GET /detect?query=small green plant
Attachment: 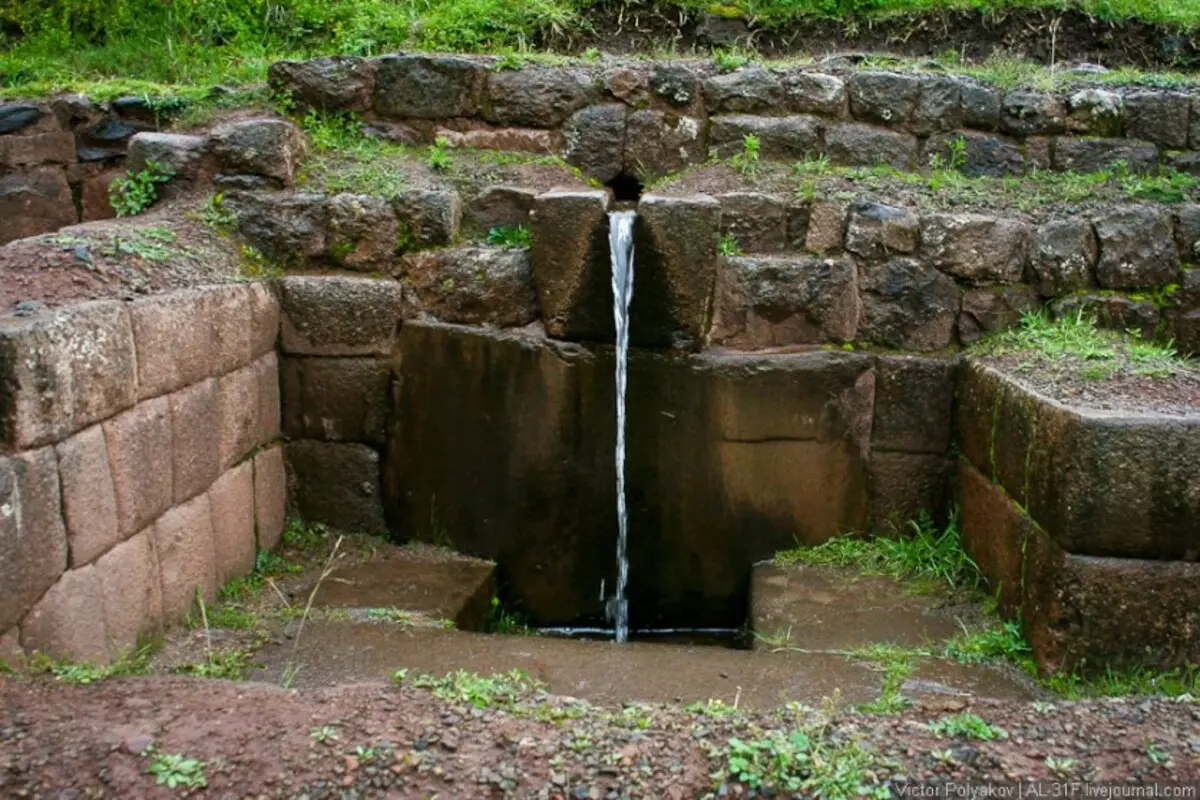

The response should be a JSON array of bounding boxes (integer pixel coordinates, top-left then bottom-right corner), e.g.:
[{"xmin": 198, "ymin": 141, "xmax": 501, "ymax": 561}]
[
  {"xmin": 173, "ymin": 647, "xmax": 256, "ymax": 680},
  {"xmin": 927, "ymin": 712, "xmax": 1007, "ymax": 741},
  {"xmin": 684, "ymin": 698, "xmax": 739, "ymax": 717},
  {"xmin": 487, "ymin": 225, "xmax": 533, "ymax": 249},
  {"xmin": 195, "ymin": 192, "xmax": 237, "ymax": 232},
  {"xmin": 354, "ymin": 744, "xmax": 378, "ymax": 762},
  {"xmin": 1145, "ymin": 741, "xmax": 1173, "ymax": 767},
  {"xmin": 941, "ymin": 617, "xmax": 1033, "ymax": 669},
  {"xmin": 427, "ymin": 136, "xmax": 453, "ymax": 171},
  {"xmin": 27, "ymin": 646, "xmax": 153, "ymax": 684},
  {"xmin": 492, "ymin": 52, "xmax": 529, "ymax": 71},
  {"xmin": 730, "ymin": 134, "xmax": 761, "ymax": 177},
  {"xmin": 718, "ymin": 234, "xmax": 742, "ymax": 257},
  {"xmin": 854, "ymin": 645, "xmax": 916, "ymax": 715},
  {"xmin": 281, "ymin": 518, "xmax": 329, "ymax": 552},
  {"xmin": 365, "ymin": 607, "xmax": 418, "ymax": 625},
  {"xmin": 409, "ymin": 668, "xmax": 542, "ymax": 710},
  {"xmin": 1045, "ymin": 756, "xmax": 1077, "ymax": 778},
  {"xmin": 713, "ymin": 48, "xmax": 751, "ymax": 72},
  {"xmin": 109, "ymin": 160, "xmax": 175, "ymax": 217},
  {"xmin": 487, "ymin": 595, "xmax": 535, "ymax": 635},
  {"xmin": 310, "ymin": 725, "xmax": 339, "ymax": 743},
  {"xmin": 144, "ymin": 747, "xmax": 207, "ymax": 789},
  {"xmin": 238, "ymin": 245, "xmax": 284, "ymax": 280},
  {"xmin": 722, "ymin": 729, "xmax": 888, "ymax": 796}
]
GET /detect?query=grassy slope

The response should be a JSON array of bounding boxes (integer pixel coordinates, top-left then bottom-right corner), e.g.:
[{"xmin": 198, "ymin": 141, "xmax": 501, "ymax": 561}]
[{"xmin": 3, "ymin": 0, "xmax": 1200, "ymax": 98}]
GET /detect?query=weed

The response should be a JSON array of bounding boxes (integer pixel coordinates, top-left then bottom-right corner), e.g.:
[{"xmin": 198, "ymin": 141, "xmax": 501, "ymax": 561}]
[
  {"xmin": 365, "ymin": 607, "xmax": 418, "ymax": 625},
  {"xmin": 1145, "ymin": 741, "xmax": 1173, "ymax": 767},
  {"xmin": 684, "ymin": 698, "xmax": 740, "ymax": 717},
  {"xmin": 193, "ymin": 192, "xmax": 237, "ymax": 232},
  {"xmin": 27, "ymin": 645, "xmax": 153, "ymax": 684},
  {"xmin": 354, "ymin": 744, "xmax": 378, "ymax": 762},
  {"xmin": 492, "ymin": 52, "xmax": 530, "ymax": 71},
  {"xmin": 853, "ymin": 645, "xmax": 917, "ymax": 715},
  {"xmin": 927, "ymin": 713, "xmax": 1007, "ymax": 741},
  {"xmin": 566, "ymin": 734, "xmax": 593, "ymax": 752},
  {"xmin": 721, "ymin": 729, "xmax": 889, "ymax": 797},
  {"xmin": 718, "ymin": 234, "xmax": 742, "ymax": 257},
  {"xmin": 1044, "ymin": 663, "xmax": 1200, "ymax": 699},
  {"xmin": 730, "ymin": 134, "xmax": 761, "ymax": 177},
  {"xmin": 487, "ymin": 595, "xmax": 535, "ymax": 635},
  {"xmin": 1032, "ymin": 701, "xmax": 1057, "ymax": 715},
  {"xmin": 281, "ymin": 518, "xmax": 330, "ymax": 552},
  {"xmin": 487, "ymin": 225, "xmax": 533, "ymax": 249},
  {"xmin": 775, "ymin": 510, "xmax": 980, "ymax": 592},
  {"xmin": 173, "ymin": 647, "xmax": 256, "ymax": 680},
  {"xmin": 238, "ymin": 245, "xmax": 284, "ymax": 280},
  {"xmin": 109, "ymin": 161, "xmax": 175, "ymax": 217},
  {"xmin": 310, "ymin": 725, "xmax": 339, "ymax": 743},
  {"xmin": 713, "ymin": 49, "xmax": 752, "ymax": 72},
  {"xmin": 409, "ymin": 668, "xmax": 542, "ymax": 710},
  {"xmin": 1045, "ymin": 756, "xmax": 1077, "ymax": 778},
  {"xmin": 143, "ymin": 747, "xmax": 207, "ymax": 789},
  {"xmin": 427, "ymin": 136, "xmax": 453, "ymax": 171},
  {"xmin": 941, "ymin": 617, "xmax": 1033, "ymax": 669}
]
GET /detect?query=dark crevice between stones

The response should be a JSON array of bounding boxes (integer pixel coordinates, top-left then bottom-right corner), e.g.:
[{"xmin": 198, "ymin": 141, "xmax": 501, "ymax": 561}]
[{"xmin": 606, "ymin": 173, "xmax": 643, "ymax": 204}]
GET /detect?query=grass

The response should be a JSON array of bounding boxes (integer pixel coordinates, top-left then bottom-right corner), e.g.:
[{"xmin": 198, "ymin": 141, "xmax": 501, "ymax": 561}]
[
  {"xmin": 295, "ymin": 111, "xmax": 409, "ymax": 198},
  {"xmin": 927, "ymin": 712, "xmax": 1008, "ymax": 740},
  {"xmin": 975, "ymin": 309, "xmax": 1189, "ymax": 379},
  {"xmin": 775, "ymin": 510, "xmax": 981, "ymax": 592},
  {"xmin": 720, "ymin": 727, "xmax": 890, "ymax": 797},
  {"xmin": 487, "ymin": 225, "xmax": 533, "ymax": 249},
  {"xmin": 404, "ymin": 668, "xmax": 543, "ymax": 710},
  {"xmin": 25, "ymin": 644, "xmax": 154, "ymax": 684}
]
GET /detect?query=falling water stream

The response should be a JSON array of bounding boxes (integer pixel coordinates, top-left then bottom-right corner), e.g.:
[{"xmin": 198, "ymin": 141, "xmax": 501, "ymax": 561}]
[{"xmin": 608, "ymin": 210, "xmax": 636, "ymax": 643}]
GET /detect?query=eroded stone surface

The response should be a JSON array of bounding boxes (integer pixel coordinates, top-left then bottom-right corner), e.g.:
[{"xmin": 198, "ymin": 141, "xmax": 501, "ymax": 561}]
[
  {"xmin": 282, "ymin": 357, "xmax": 391, "ymax": 446},
  {"xmin": 0, "ymin": 448, "xmax": 67, "ymax": 632},
  {"xmin": 529, "ymin": 189, "xmax": 613, "ymax": 341},
  {"xmin": 279, "ymin": 276, "xmax": 407, "ymax": 356},
  {"xmin": 286, "ymin": 440, "xmax": 386, "ymax": 534},
  {"xmin": 402, "ymin": 247, "xmax": 538, "ymax": 328}
]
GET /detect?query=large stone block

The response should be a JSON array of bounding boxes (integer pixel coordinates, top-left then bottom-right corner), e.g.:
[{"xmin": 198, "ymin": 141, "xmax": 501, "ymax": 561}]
[
  {"xmin": 1091, "ymin": 205, "xmax": 1179, "ymax": 289},
  {"xmin": 872, "ymin": 354, "xmax": 956, "ymax": 454},
  {"xmin": 1052, "ymin": 293, "xmax": 1159, "ymax": 340},
  {"xmin": 253, "ymin": 351, "xmax": 281, "ymax": 449},
  {"xmin": 285, "ymin": 440, "xmax": 386, "ymax": 534},
  {"xmin": 0, "ymin": 103, "xmax": 45, "ymax": 134},
  {"xmin": 920, "ymin": 212, "xmax": 1030, "ymax": 284},
  {"xmin": 1065, "ymin": 88, "xmax": 1125, "ymax": 137},
  {"xmin": 394, "ymin": 188, "xmax": 461, "ymax": 248},
  {"xmin": 0, "ymin": 448, "xmax": 67, "ymax": 632},
  {"xmin": 1051, "ymin": 137, "xmax": 1157, "ymax": 175},
  {"xmin": 217, "ymin": 363, "xmax": 259, "ymax": 470},
  {"xmin": 211, "ymin": 119, "xmax": 306, "ymax": 185},
  {"xmin": 253, "ymin": 445, "xmax": 287, "ymax": 550},
  {"xmin": 716, "ymin": 192, "xmax": 788, "ymax": 252},
  {"xmin": 464, "ymin": 185, "xmax": 538, "ymax": 234},
  {"xmin": 782, "ymin": 70, "xmax": 846, "ymax": 116},
  {"xmin": 631, "ymin": 194, "xmax": 722, "ymax": 350},
  {"xmin": 563, "ymin": 104, "xmax": 626, "ymax": 183},
  {"xmin": 710, "ymin": 255, "xmax": 859, "ymax": 347},
  {"xmin": 93, "ymin": 527, "xmax": 162, "ymax": 656},
  {"xmin": 169, "ymin": 378, "xmax": 221, "ymax": 504},
  {"xmin": 374, "ymin": 54, "xmax": 487, "ymax": 119},
  {"xmin": 208, "ymin": 462, "xmax": 256, "ymax": 586},
  {"xmin": 103, "ymin": 397, "xmax": 173, "ymax": 538},
  {"xmin": 848, "ymin": 71, "xmax": 919, "ymax": 126},
  {"xmin": 226, "ymin": 191, "xmax": 327, "ymax": 265},
  {"xmin": 248, "ymin": 282, "xmax": 280, "ymax": 359},
  {"xmin": 0, "ymin": 168, "xmax": 77, "ymax": 245},
  {"xmin": 870, "ymin": 452, "xmax": 951, "ymax": 534},
  {"xmin": 0, "ymin": 131, "xmax": 75, "ymax": 167},
  {"xmin": 844, "ymin": 201, "xmax": 919, "ymax": 261},
  {"xmin": 824, "ymin": 123, "xmax": 917, "ymax": 170},
  {"xmin": 957, "ymin": 457, "xmax": 1031, "ymax": 617},
  {"xmin": 282, "ymin": 356, "xmax": 391, "ymax": 446},
  {"xmin": 154, "ymin": 493, "xmax": 217, "ymax": 620},
  {"xmin": 1028, "ymin": 218, "xmax": 1098, "ymax": 296},
  {"xmin": 924, "ymin": 130, "xmax": 1024, "ymax": 178},
  {"xmin": 858, "ymin": 258, "xmax": 959, "ymax": 351},
  {"xmin": 957, "ymin": 284, "xmax": 1039, "ymax": 344},
  {"xmin": 708, "ymin": 115, "xmax": 821, "ymax": 161},
  {"xmin": 0, "ymin": 628, "xmax": 22, "ymax": 666},
  {"xmin": 703, "ymin": 67, "xmax": 784, "ymax": 113},
  {"xmin": 126, "ymin": 133, "xmax": 212, "ymax": 193},
  {"xmin": 624, "ymin": 110, "xmax": 706, "ymax": 179},
  {"xmin": 911, "ymin": 75, "xmax": 963, "ymax": 136},
  {"xmin": 268, "ymin": 56, "xmax": 377, "ymax": 113},
  {"xmin": 1124, "ymin": 90, "xmax": 1190, "ymax": 149},
  {"xmin": 327, "ymin": 193, "xmax": 399, "ymax": 270},
  {"xmin": 0, "ymin": 301, "xmax": 137, "ymax": 450},
  {"xmin": 999, "ymin": 92, "xmax": 1066, "ymax": 136},
  {"xmin": 804, "ymin": 199, "xmax": 848, "ymax": 254},
  {"xmin": 278, "ymin": 276, "xmax": 407, "ymax": 356},
  {"xmin": 19, "ymin": 566, "xmax": 108, "ymax": 663},
  {"xmin": 56, "ymin": 425, "xmax": 121, "ymax": 567},
  {"xmin": 529, "ymin": 189, "xmax": 613, "ymax": 341},
  {"xmin": 485, "ymin": 68, "xmax": 595, "ymax": 128},
  {"xmin": 401, "ymin": 247, "xmax": 539, "ymax": 328}
]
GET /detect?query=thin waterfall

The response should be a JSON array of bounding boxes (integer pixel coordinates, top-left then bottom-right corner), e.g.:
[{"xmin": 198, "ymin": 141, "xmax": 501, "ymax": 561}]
[{"xmin": 608, "ymin": 210, "xmax": 636, "ymax": 643}]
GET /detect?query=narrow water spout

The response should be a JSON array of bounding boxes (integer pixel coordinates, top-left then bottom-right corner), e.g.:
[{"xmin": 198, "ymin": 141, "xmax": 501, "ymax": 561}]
[{"xmin": 608, "ymin": 210, "xmax": 636, "ymax": 643}]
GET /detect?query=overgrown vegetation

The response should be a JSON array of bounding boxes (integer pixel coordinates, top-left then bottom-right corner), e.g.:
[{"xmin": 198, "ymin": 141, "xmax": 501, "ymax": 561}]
[
  {"xmin": 296, "ymin": 111, "xmax": 409, "ymax": 197},
  {"xmin": 402, "ymin": 668, "xmax": 543, "ymax": 711},
  {"xmin": 487, "ymin": 225, "xmax": 533, "ymax": 249},
  {"xmin": 108, "ymin": 160, "xmax": 174, "ymax": 217},
  {"xmin": 718, "ymin": 727, "xmax": 889, "ymax": 797}
]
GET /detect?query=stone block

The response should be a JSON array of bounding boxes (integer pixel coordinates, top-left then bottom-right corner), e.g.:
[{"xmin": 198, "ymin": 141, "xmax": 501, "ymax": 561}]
[
  {"xmin": 394, "ymin": 188, "xmax": 461, "ymax": 248},
  {"xmin": 1000, "ymin": 92, "xmax": 1066, "ymax": 136},
  {"xmin": 872, "ymin": 354, "xmax": 956, "ymax": 454},
  {"xmin": 75, "ymin": 117, "xmax": 142, "ymax": 162},
  {"xmin": 1125, "ymin": 91, "xmax": 1189, "ymax": 149},
  {"xmin": 19, "ymin": 566, "xmax": 108, "ymax": 663},
  {"xmin": 168, "ymin": 378, "xmax": 221, "ymax": 504},
  {"xmin": 0, "ymin": 301, "xmax": 137, "ymax": 450},
  {"xmin": 958, "ymin": 457, "xmax": 1030, "ymax": 617},
  {"xmin": 0, "ymin": 168, "xmax": 77, "ymax": 245},
  {"xmin": 485, "ymin": 68, "xmax": 595, "ymax": 128},
  {"xmin": 716, "ymin": 193, "xmax": 788, "ymax": 252},
  {"xmin": 278, "ymin": 276, "xmax": 407, "ymax": 356},
  {"xmin": 958, "ymin": 285, "xmax": 1039, "ymax": 344},
  {"xmin": 920, "ymin": 212, "xmax": 1030, "ymax": 284},
  {"xmin": 530, "ymin": 189, "xmax": 613, "ymax": 341},
  {"xmin": 702, "ymin": 67, "xmax": 784, "ymax": 113},
  {"xmin": 374, "ymin": 54, "xmax": 487, "ymax": 119},
  {"xmin": 282, "ymin": 356, "xmax": 391, "ymax": 446},
  {"xmin": 465, "ymin": 185, "xmax": 538, "ymax": 234},
  {"xmin": 870, "ymin": 452, "xmax": 951, "ymax": 534},
  {"xmin": 126, "ymin": 133, "xmax": 212, "ymax": 192},
  {"xmin": 844, "ymin": 201, "xmax": 919, "ymax": 261},
  {"xmin": 154, "ymin": 493, "xmax": 217, "ymax": 620},
  {"xmin": 602, "ymin": 67, "xmax": 649, "ymax": 106},
  {"xmin": 401, "ymin": 247, "xmax": 539, "ymax": 328},
  {"xmin": 211, "ymin": 119, "xmax": 306, "ymax": 185},
  {"xmin": 226, "ymin": 191, "xmax": 327, "ymax": 265},
  {"xmin": 0, "ymin": 103, "xmax": 45, "ymax": 134},
  {"xmin": 624, "ymin": 110, "xmax": 706, "ymax": 179},
  {"xmin": 0, "ymin": 131, "xmax": 75, "ymax": 167},
  {"xmin": 804, "ymin": 199, "xmax": 848, "ymax": 254},
  {"xmin": 254, "ymin": 352, "xmax": 281, "ymax": 449},
  {"xmin": 103, "ymin": 397, "xmax": 173, "ymax": 538},
  {"xmin": 286, "ymin": 440, "xmax": 387, "ymax": 534},
  {"xmin": 782, "ymin": 70, "xmax": 846, "ymax": 116},
  {"xmin": 1065, "ymin": 89, "xmax": 1125, "ymax": 136},
  {"xmin": 911, "ymin": 75, "xmax": 963, "ymax": 136},
  {"xmin": 708, "ymin": 115, "xmax": 821, "ymax": 161},
  {"xmin": 848, "ymin": 71, "xmax": 919, "ymax": 126},
  {"xmin": 93, "ymin": 528, "xmax": 162, "ymax": 656},
  {"xmin": 75, "ymin": 163, "xmax": 121, "ymax": 221},
  {"xmin": 924, "ymin": 130, "xmax": 1024, "ymax": 178},
  {"xmin": 1051, "ymin": 137, "xmax": 1157, "ymax": 174},
  {"xmin": 824, "ymin": 123, "xmax": 917, "ymax": 170},
  {"xmin": 563, "ymin": 104, "xmax": 626, "ymax": 183},
  {"xmin": 650, "ymin": 64, "xmax": 701, "ymax": 108},
  {"xmin": 1092, "ymin": 205, "xmax": 1179, "ymax": 289},
  {"xmin": 0, "ymin": 448, "xmax": 67, "ymax": 632},
  {"xmin": 958, "ymin": 80, "xmax": 1001, "ymax": 130},
  {"xmin": 217, "ymin": 363, "xmax": 259, "ymax": 470},
  {"xmin": 327, "ymin": 193, "xmax": 399, "ymax": 270},
  {"xmin": 631, "ymin": 194, "xmax": 722, "ymax": 350},
  {"xmin": 1175, "ymin": 204, "xmax": 1200, "ymax": 263},
  {"xmin": 268, "ymin": 56, "xmax": 377, "ymax": 113},
  {"xmin": 248, "ymin": 281, "xmax": 280, "ymax": 359},
  {"xmin": 254, "ymin": 445, "xmax": 287, "ymax": 550},
  {"xmin": 56, "ymin": 425, "xmax": 121, "ymax": 567},
  {"xmin": 1029, "ymin": 218, "xmax": 1098, "ymax": 296},
  {"xmin": 858, "ymin": 258, "xmax": 959, "ymax": 351},
  {"xmin": 208, "ymin": 462, "xmax": 256, "ymax": 585},
  {"xmin": 710, "ymin": 255, "xmax": 859, "ymax": 347},
  {"xmin": 0, "ymin": 628, "xmax": 22, "ymax": 666}
]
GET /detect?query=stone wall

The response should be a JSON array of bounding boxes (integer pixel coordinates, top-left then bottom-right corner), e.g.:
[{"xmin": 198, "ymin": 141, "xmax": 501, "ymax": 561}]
[
  {"xmin": 956, "ymin": 358, "xmax": 1200, "ymax": 672},
  {"xmin": 269, "ymin": 55, "xmax": 1200, "ymax": 183},
  {"xmin": 0, "ymin": 282, "xmax": 284, "ymax": 665}
]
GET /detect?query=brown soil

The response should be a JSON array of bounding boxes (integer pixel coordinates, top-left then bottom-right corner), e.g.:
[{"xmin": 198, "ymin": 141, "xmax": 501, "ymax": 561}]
[
  {"xmin": 558, "ymin": 5, "xmax": 1200, "ymax": 70},
  {"xmin": 1, "ymin": 674, "xmax": 1197, "ymax": 798}
]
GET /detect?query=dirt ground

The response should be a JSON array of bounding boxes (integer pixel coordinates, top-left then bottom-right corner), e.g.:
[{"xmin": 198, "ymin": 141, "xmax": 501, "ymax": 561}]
[{"xmin": 1, "ymin": 673, "xmax": 1197, "ymax": 798}]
